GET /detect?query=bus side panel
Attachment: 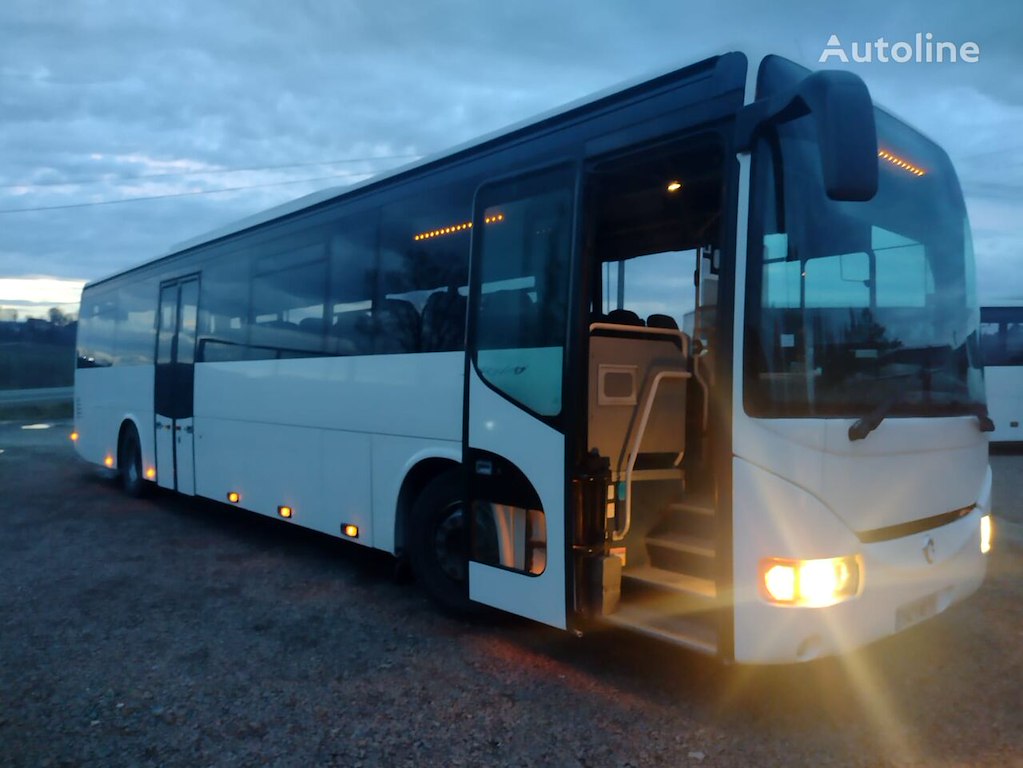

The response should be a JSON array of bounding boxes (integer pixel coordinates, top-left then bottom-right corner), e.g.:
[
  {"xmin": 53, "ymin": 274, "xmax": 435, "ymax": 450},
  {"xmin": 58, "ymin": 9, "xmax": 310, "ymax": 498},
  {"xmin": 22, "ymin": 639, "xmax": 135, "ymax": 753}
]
[
  {"xmin": 74, "ymin": 365, "xmax": 155, "ymax": 475},
  {"xmin": 191, "ymin": 352, "xmax": 463, "ymax": 546},
  {"xmin": 370, "ymin": 437, "xmax": 461, "ymax": 554},
  {"xmin": 193, "ymin": 354, "xmax": 462, "ymax": 437},
  {"xmin": 986, "ymin": 366, "xmax": 1023, "ymax": 443}
]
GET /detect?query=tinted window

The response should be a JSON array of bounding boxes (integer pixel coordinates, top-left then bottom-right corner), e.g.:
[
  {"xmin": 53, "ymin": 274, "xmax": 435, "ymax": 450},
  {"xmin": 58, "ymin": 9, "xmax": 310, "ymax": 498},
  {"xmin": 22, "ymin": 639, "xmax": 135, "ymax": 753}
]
[
  {"xmin": 328, "ymin": 213, "xmax": 378, "ymax": 356},
  {"xmin": 379, "ymin": 180, "xmax": 474, "ymax": 353},
  {"xmin": 980, "ymin": 310, "xmax": 1023, "ymax": 366},
  {"xmin": 473, "ymin": 166, "xmax": 576, "ymax": 417},
  {"xmin": 77, "ymin": 287, "xmax": 117, "ymax": 368},
  {"xmin": 249, "ymin": 240, "xmax": 327, "ymax": 358},
  {"xmin": 198, "ymin": 253, "xmax": 251, "ymax": 362},
  {"xmin": 117, "ymin": 279, "xmax": 157, "ymax": 365}
]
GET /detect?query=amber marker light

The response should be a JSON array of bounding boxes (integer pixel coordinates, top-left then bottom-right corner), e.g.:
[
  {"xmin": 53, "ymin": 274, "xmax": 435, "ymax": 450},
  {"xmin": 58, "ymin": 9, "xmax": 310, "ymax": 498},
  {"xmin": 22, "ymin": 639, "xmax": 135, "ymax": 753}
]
[
  {"xmin": 666, "ymin": 180, "xmax": 683, "ymax": 193},
  {"xmin": 69, "ymin": 431, "xmax": 79, "ymax": 442},
  {"xmin": 980, "ymin": 514, "xmax": 993, "ymax": 554},
  {"xmin": 145, "ymin": 467, "xmax": 156, "ymax": 480},
  {"xmin": 278, "ymin": 505, "xmax": 293, "ymax": 519},
  {"xmin": 104, "ymin": 455, "xmax": 114, "ymax": 468},
  {"xmin": 227, "ymin": 491, "xmax": 240, "ymax": 504},
  {"xmin": 342, "ymin": 524, "xmax": 359, "ymax": 539},
  {"xmin": 878, "ymin": 148, "xmax": 926, "ymax": 176},
  {"xmin": 413, "ymin": 213, "xmax": 504, "ymax": 242}
]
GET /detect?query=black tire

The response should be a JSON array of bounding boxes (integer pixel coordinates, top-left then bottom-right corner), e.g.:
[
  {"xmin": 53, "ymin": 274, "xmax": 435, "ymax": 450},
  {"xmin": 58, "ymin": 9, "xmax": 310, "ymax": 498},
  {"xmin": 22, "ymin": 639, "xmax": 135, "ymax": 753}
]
[
  {"xmin": 118, "ymin": 424, "xmax": 148, "ymax": 498},
  {"xmin": 408, "ymin": 470, "xmax": 475, "ymax": 615}
]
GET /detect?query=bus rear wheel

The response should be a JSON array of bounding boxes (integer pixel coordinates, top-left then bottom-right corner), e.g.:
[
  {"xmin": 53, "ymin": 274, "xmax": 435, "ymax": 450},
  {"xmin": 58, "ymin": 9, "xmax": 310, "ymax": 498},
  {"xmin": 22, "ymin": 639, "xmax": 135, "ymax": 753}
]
[
  {"xmin": 408, "ymin": 470, "xmax": 475, "ymax": 615},
  {"xmin": 118, "ymin": 424, "xmax": 148, "ymax": 498}
]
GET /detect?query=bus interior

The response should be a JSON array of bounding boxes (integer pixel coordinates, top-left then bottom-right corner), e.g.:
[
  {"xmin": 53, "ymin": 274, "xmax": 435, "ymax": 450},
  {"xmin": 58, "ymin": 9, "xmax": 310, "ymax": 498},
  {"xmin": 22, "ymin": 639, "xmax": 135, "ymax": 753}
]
[{"xmin": 584, "ymin": 137, "xmax": 725, "ymax": 650}]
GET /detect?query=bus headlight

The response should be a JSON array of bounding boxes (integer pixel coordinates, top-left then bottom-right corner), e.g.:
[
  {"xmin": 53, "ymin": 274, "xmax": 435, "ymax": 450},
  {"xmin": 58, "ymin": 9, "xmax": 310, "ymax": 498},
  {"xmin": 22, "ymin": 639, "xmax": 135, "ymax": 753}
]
[
  {"xmin": 760, "ymin": 556, "xmax": 861, "ymax": 607},
  {"xmin": 980, "ymin": 514, "xmax": 993, "ymax": 554}
]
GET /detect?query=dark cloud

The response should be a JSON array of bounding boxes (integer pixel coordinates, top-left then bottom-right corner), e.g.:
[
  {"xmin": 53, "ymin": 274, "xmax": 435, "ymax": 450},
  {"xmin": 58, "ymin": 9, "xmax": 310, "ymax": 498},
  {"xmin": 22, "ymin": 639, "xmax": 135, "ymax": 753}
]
[{"xmin": 0, "ymin": 0, "xmax": 1019, "ymax": 303}]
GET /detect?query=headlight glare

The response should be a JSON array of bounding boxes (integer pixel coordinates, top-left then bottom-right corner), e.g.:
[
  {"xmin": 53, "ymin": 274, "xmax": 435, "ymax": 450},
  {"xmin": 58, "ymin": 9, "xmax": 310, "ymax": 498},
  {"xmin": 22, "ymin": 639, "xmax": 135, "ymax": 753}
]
[{"xmin": 760, "ymin": 555, "xmax": 861, "ymax": 607}]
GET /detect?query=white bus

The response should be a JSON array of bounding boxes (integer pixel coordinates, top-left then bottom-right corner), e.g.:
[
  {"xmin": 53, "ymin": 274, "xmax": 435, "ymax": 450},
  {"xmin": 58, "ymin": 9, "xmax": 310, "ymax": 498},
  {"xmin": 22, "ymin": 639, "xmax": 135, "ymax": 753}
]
[
  {"xmin": 74, "ymin": 52, "xmax": 995, "ymax": 663},
  {"xmin": 981, "ymin": 305, "xmax": 1023, "ymax": 444}
]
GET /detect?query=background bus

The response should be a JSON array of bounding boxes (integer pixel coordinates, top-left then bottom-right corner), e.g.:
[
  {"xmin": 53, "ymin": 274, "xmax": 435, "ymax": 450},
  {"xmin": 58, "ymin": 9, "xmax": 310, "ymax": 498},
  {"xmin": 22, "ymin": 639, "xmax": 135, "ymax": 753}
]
[
  {"xmin": 981, "ymin": 305, "xmax": 1023, "ymax": 444},
  {"xmin": 74, "ymin": 51, "xmax": 993, "ymax": 664}
]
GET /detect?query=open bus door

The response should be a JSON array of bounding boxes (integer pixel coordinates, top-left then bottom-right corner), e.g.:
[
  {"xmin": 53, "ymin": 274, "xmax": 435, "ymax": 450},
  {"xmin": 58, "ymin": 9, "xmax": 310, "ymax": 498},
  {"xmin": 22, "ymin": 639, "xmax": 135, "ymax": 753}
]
[{"xmin": 463, "ymin": 164, "xmax": 579, "ymax": 629}]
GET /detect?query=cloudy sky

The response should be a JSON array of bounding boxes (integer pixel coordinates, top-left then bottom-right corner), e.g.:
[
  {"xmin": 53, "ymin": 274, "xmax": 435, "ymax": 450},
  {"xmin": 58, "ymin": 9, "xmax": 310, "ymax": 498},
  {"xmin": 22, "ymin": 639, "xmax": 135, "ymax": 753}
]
[{"xmin": 1, "ymin": 0, "xmax": 1020, "ymax": 316}]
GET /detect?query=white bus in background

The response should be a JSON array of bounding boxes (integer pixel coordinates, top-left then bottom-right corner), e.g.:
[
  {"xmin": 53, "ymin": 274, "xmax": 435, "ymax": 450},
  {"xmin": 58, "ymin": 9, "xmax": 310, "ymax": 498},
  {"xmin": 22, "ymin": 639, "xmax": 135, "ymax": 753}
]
[
  {"xmin": 981, "ymin": 305, "xmax": 1023, "ymax": 444},
  {"xmin": 73, "ymin": 51, "xmax": 995, "ymax": 664}
]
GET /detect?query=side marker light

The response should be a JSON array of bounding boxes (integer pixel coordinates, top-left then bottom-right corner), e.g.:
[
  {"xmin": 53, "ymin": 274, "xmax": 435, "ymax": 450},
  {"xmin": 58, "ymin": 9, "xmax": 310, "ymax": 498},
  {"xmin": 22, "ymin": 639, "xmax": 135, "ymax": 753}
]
[{"xmin": 980, "ymin": 514, "xmax": 993, "ymax": 554}]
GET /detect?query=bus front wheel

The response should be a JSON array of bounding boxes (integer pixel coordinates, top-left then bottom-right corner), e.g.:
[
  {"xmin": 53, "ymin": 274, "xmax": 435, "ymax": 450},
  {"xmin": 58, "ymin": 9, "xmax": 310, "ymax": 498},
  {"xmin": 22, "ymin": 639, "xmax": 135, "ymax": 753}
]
[
  {"xmin": 118, "ymin": 424, "xmax": 148, "ymax": 498},
  {"xmin": 408, "ymin": 470, "xmax": 474, "ymax": 615}
]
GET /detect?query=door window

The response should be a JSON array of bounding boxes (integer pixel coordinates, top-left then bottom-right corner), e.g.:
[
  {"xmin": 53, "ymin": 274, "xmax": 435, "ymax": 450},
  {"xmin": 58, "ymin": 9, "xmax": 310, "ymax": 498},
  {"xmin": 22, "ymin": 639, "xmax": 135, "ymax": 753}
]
[{"xmin": 472, "ymin": 166, "xmax": 576, "ymax": 418}]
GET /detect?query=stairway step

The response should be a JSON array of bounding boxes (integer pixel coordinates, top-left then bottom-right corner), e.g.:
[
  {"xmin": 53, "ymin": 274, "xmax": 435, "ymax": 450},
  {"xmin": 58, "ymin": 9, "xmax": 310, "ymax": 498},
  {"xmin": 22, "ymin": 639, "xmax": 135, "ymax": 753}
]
[
  {"xmin": 623, "ymin": 564, "xmax": 717, "ymax": 599},
  {"xmin": 615, "ymin": 468, "xmax": 684, "ymax": 483},
  {"xmin": 665, "ymin": 501, "xmax": 715, "ymax": 517},
  {"xmin": 602, "ymin": 602, "xmax": 717, "ymax": 655},
  {"xmin": 647, "ymin": 533, "xmax": 715, "ymax": 559}
]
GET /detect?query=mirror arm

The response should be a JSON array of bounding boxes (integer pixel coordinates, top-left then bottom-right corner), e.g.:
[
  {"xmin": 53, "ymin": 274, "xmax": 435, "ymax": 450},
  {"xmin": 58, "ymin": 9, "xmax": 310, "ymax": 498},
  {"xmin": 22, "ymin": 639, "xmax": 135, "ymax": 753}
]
[
  {"xmin": 735, "ymin": 69, "xmax": 878, "ymax": 201},
  {"xmin": 735, "ymin": 93, "xmax": 809, "ymax": 152}
]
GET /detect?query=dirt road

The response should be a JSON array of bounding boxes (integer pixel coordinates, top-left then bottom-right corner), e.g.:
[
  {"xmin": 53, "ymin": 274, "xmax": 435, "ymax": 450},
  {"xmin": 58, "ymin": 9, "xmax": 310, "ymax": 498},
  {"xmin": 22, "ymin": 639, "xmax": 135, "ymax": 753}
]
[{"xmin": 1, "ymin": 421, "xmax": 1020, "ymax": 767}]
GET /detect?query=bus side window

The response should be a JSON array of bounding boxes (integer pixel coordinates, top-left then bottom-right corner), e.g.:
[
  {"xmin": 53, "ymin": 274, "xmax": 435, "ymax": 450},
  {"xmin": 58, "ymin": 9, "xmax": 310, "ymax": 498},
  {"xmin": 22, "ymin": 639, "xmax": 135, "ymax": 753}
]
[
  {"xmin": 198, "ymin": 256, "xmax": 250, "ymax": 362},
  {"xmin": 77, "ymin": 289, "xmax": 118, "ymax": 368},
  {"xmin": 421, "ymin": 288, "xmax": 467, "ymax": 353},
  {"xmin": 329, "ymin": 214, "xmax": 378, "ymax": 357},
  {"xmin": 249, "ymin": 242, "xmax": 327, "ymax": 358}
]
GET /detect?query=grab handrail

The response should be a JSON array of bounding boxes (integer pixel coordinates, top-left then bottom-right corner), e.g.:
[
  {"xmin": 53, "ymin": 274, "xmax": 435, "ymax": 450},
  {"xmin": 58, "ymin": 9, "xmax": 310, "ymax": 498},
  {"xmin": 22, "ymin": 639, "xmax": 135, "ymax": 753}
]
[{"xmin": 612, "ymin": 368, "xmax": 691, "ymax": 542}]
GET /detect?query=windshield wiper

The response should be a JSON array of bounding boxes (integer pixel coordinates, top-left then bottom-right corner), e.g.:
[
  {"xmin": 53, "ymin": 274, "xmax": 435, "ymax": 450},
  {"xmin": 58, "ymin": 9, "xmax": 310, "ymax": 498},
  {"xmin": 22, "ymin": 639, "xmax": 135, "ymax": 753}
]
[
  {"xmin": 848, "ymin": 370, "xmax": 995, "ymax": 441},
  {"xmin": 847, "ymin": 376, "xmax": 917, "ymax": 441},
  {"xmin": 954, "ymin": 401, "xmax": 996, "ymax": 433}
]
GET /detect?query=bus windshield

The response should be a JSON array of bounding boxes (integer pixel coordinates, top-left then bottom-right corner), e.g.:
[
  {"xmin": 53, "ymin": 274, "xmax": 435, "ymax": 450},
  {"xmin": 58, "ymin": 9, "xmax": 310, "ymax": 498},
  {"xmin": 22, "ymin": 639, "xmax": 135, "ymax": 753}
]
[{"xmin": 745, "ymin": 63, "xmax": 985, "ymax": 419}]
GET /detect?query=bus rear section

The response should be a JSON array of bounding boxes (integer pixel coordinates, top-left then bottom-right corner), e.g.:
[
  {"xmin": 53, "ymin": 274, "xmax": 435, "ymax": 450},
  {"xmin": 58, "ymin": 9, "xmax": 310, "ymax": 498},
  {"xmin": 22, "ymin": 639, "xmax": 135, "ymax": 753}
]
[{"xmin": 981, "ymin": 306, "xmax": 1023, "ymax": 444}]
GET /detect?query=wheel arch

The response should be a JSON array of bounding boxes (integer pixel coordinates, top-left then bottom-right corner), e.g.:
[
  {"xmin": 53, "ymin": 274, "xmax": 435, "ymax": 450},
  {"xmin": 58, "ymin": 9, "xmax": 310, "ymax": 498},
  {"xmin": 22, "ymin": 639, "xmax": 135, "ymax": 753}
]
[
  {"xmin": 116, "ymin": 414, "xmax": 151, "ymax": 474},
  {"xmin": 393, "ymin": 453, "xmax": 462, "ymax": 560},
  {"xmin": 116, "ymin": 416, "xmax": 143, "ymax": 461}
]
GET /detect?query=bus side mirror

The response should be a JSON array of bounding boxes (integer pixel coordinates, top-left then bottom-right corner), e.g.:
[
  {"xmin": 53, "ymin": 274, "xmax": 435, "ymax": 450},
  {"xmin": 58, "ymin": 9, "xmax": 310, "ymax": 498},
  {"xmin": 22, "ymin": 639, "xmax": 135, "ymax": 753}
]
[{"xmin": 736, "ymin": 70, "xmax": 878, "ymax": 202}]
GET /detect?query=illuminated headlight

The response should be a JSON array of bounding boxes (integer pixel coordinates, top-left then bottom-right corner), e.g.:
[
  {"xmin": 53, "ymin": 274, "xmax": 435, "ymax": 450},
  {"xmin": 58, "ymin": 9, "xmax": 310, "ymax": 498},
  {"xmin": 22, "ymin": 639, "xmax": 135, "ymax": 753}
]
[
  {"xmin": 760, "ymin": 556, "xmax": 862, "ymax": 607},
  {"xmin": 980, "ymin": 514, "xmax": 993, "ymax": 555}
]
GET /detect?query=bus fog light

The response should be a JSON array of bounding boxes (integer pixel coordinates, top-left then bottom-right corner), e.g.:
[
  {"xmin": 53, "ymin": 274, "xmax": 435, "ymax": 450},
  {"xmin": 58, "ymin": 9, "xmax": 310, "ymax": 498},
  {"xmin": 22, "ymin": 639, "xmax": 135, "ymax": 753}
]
[
  {"xmin": 760, "ymin": 556, "xmax": 861, "ymax": 607},
  {"xmin": 980, "ymin": 514, "xmax": 993, "ymax": 554}
]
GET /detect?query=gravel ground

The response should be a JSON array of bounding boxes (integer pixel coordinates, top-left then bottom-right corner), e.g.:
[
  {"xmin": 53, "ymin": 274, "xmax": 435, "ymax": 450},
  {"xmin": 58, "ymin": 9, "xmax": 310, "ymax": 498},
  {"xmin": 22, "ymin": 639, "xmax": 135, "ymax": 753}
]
[{"xmin": 1, "ymin": 420, "xmax": 1020, "ymax": 768}]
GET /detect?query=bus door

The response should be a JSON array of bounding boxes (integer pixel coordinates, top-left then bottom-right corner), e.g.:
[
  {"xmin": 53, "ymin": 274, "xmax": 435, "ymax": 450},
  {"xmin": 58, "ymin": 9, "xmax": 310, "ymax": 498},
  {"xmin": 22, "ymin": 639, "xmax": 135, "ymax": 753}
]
[
  {"xmin": 465, "ymin": 164, "xmax": 578, "ymax": 629},
  {"xmin": 155, "ymin": 276, "xmax": 199, "ymax": 495}
]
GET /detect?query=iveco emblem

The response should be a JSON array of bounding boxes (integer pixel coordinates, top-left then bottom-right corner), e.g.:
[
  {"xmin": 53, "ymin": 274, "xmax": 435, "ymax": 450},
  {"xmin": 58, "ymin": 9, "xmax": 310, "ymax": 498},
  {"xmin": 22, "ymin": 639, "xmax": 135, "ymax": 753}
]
[{"xmin": 922, "ymin": 536, "xmax": 936, "ymax": 564}]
